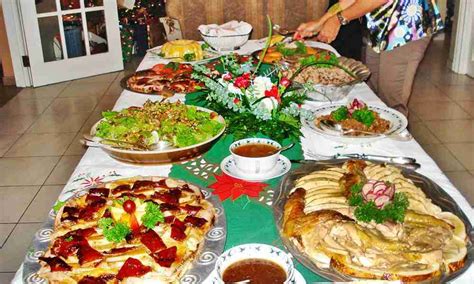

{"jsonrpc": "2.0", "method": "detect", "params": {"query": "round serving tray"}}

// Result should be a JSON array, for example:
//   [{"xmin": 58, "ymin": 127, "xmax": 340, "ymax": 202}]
[
  {"xmin": 90, "ymin": 106, "xmax": 226, "ymax": 165},
  {"xmin": 120, "ymin": 70, "xmax": 188, "ymax": 97},
  {"xmin": 22, "ymin": 176, "xmax": 227, "ymax": 284},
  {"xmin": 273, "ymin": 159, "xmax": 473, "ymax": 282}
]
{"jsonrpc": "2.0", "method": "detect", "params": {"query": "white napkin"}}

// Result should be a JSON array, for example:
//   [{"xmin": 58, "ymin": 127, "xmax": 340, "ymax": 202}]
[{"xmin": 198, "ymin": 20, "xmax": 252, "ymax": 36}]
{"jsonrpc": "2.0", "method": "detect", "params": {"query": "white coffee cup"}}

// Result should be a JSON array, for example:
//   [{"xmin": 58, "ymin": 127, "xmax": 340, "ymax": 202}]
[
  {"xmin": 213, "ymin": 243, "xmax": 295, "ymax": 284},
  {"xmin": 230, "ymin": 138, "xmax": 281, "ymax": 174}
]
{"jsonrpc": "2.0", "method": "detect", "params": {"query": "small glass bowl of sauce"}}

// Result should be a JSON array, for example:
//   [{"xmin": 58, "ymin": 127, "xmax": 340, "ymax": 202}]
[{"xmin": 214, "ymin": 243, "xmax": 295, "ymax": 284}]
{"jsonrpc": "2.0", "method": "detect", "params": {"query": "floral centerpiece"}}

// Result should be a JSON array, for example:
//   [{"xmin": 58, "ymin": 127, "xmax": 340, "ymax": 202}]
[{"xmin": 189, "ymin": 53, "xmax": 311, "ymax": 143}]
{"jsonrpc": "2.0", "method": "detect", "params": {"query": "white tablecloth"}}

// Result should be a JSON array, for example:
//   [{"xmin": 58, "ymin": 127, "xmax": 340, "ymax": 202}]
[{"xmin": 13, "ymin": 40, "xmax": 474, "ymax": 283}]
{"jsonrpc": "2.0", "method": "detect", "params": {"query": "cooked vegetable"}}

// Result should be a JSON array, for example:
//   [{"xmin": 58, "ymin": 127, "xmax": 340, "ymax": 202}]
[{"xmin": 95, "ymin": 101, "xmax": 224, "ymax": 149}]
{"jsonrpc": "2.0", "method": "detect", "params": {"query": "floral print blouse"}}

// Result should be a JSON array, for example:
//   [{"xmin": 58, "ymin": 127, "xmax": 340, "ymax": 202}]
[{"xmin": 366, "ymin": 0, "xmax": 444, "ymax": 52}]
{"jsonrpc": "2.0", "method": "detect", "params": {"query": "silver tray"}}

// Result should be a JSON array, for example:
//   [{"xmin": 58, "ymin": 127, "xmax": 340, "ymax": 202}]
[
  {"xmin": 22, "ymin": 176, "xmax": 227, "ymax": 284},
  {"xmin": 273, "ymin": 159, "xmax": 474, "ymax": 282}
]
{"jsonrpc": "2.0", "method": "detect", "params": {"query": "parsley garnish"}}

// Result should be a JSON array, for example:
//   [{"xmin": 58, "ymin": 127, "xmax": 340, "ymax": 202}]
[
  {"xmin": 201, "ymin": 42, "xmax": 210, "ymax": 50},
  {"xmin": 64, "ymin": 236, "xmax": 73, "ymax": 242},
  {"xmin": 98, "ymin": 218, "xmax": 130, "ymax": 243},
  {"xmin": 165, "ymin": 62, "xmax": 180, "ymax": 71},
  {"xmin": 348, "ymin": 183, "xmax": 409, "ymax": 224},
  {"xmin": 332, "ymin": 106, "xmax": 349, "ymax": 121},
  {"xmin": 141, "ymin": 202, "xmax": 164, "ymax": 229},
  {"xmin": 52, "ymin": 200, "xmax": 66, "ymax": 213},
  {"xmin": 352, "ymin": 108, "xmax": 375, "ymax": 127},
  {"xmin": 183, "ymin": 53, "xmax": 196, "ymax": 61}
]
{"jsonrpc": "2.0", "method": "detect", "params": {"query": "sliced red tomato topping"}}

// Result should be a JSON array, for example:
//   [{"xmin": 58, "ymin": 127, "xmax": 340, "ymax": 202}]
[
  {"xmin": 159, "ymin": 203, "xmax": 179, "ymax": 212},
  {"xmin": 140, "ymin": 229, "xmax": 166, "ymax": 253},
  {"xmin": 116, "ymin": 257, "xmax": 152, "ymax": 280},
  {"xmin": 184, "ymin": 216, "xmax": 207, "ymax": 228},
  {"xmin": 181, "ymin": 204, "xmax": 202, "ymax": 214},
  {"xmin": 151, "ymin": 246, "xmax": 177, "ymax": 267},
  {"xmin": 164, "ymin": 216, "xmax": 175, "ymax": 224},
  {"xmin": 76, "ymin": 242, "xmax": 103, "ymax": 265},
  {"xmin": 132, "ymin": 180, "xmax": 157, "ymax": 191},
  {"xmin": 152, "ymin": 189, "xmax": 181, "ymax": 205},
  {"xmin": 112, "ymin": 184, "xmax": 131, "ymax": 194},
  {"xmin": 39, "ymin": 256, "xmax": 72, "ymax": 272},
  {"xmin": 170, "ymin": 219, "xmax": 186, "ymax": 241}
]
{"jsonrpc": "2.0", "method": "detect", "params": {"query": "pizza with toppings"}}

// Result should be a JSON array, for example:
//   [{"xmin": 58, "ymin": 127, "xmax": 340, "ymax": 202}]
[
  {"xmin": 125, "ymin": 63, "xmax": 203, "ymax": 95},
  {"xmin": 37, "ymin": 177, "xmax": 216, "ymax": 283}
]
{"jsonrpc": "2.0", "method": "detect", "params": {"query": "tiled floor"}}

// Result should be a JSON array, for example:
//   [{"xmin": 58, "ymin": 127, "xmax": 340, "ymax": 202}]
[{"xmin": 0, "ymin": 37, "xmax": 473, "ymax": 281}]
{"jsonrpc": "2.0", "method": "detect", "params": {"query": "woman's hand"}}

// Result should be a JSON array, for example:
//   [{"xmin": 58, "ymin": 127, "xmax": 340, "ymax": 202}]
[
  {"xmin": 294, "ymin": 20, "xmax": 322, "ymax": 40},
  {"xmin": 316, "ymin": 16, "xmax": 341, "ymax": 43}
]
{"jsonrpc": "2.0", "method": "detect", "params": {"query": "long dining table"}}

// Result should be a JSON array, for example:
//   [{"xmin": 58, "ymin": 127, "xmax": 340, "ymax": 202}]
[{"xmin": 13, "ymin": 40, "xmax": 474, "ymax": 283}]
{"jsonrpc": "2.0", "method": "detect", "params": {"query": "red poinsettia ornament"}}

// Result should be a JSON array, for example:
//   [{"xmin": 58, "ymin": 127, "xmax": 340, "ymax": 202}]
[{"xmin": 209, "ymin": 173, "xmax": 268, "ymax": 201}]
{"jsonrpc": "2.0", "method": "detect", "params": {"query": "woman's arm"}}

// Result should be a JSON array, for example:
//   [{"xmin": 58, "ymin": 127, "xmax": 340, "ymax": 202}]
[
  {"xmin": 339, "ymin": 0, "xmax": 389, "ymax": 21},
  {"xmin": 294, "ymin": 0, "xmax": 356, "ymax": 39},
  {"xmin": 295, "ymin": 0, "xmax": 389, "ymax": 42}
]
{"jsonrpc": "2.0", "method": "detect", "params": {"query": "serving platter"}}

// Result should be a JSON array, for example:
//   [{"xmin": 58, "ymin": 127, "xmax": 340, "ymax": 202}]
[
  {"xmin": 89, "ymin": 106, "xmax": 226, "ymax": 164},
  {"xmin": 120, "ymin": 68, "xmax": 202, "ymax": 97},
  {"xmin": 148, "ymin": 46, "xmax": 221, "ymax": 65},
  {"xmin": 22, "ymin": 176, "xmax": 227, "ymax": 284},
  {"xmin": 272, "ymin": 159, "xmax": 474, "ymax": 282},
  {"xmin": 302, "ymin": 104, "xmax": 407, "ymax": 144}
]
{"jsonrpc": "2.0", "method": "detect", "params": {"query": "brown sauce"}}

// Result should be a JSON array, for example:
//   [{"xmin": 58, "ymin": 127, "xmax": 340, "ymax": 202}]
[
  {"xmin": 222, "ymin": 258, "xmax": 287, "ymax": 284},
  {"xmin": 233, "ymin": 143, "xmax": 279, "ymax": 158}
]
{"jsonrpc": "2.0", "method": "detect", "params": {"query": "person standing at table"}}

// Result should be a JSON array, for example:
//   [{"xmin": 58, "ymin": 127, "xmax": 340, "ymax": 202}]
[
  {"xmin": 295, "ymin": 0, "xmax": 444, "ymax": 116},
  {"xmin": 327, "ymin": 0, "xmax": 363, "ymax": 60}
]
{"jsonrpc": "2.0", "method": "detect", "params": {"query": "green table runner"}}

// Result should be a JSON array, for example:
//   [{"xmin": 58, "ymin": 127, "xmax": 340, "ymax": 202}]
[{"xmin": 169, "ymin": 134, "xmax": 327, "ymax": 282}]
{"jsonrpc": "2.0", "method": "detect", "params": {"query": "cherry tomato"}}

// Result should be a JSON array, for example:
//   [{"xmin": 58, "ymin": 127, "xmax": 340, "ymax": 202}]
[{"xmin": 123, "ymin": 200, "xmax": 136, "ymax": 214}]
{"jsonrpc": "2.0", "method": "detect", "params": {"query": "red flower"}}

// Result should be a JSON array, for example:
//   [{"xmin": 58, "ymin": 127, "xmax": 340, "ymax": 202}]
[
  {"xmin": 280, "ymin": 77, "xmax": 291, "ymax": 88},
  {"xmin": 264, "ymin": 85, "xmax": 281, "ymax": 103},
  {"xmin": 233, "ymin": 73, "xmax": 251, "ymax": 89},
  {"xmin": 233, "ymin": 98, "xmax": 240, "ymax": 104},
  {"xmin": 222, "ymin": 73, "xmax": 232, "ymax": 81},
  {"xmin": 209, "ymin": 173, "xmax": 268, "ymax": 201}
]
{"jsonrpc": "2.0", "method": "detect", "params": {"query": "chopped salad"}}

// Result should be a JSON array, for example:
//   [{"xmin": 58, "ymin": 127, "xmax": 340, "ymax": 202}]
[{"xmin": 95, "ymin": 101, "xmax": 224, "ymax": 149}]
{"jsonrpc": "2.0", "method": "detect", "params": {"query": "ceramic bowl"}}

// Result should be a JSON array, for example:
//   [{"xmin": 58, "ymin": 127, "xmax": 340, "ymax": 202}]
[
  {"xmin": 200, "ymin": 32, "xmax": 251, "ymax": 51},
  {"xmin": 230, "ymin": 138, "xmax": 281, "ymax": 174},
  {"xmin": 214, "ymin": 243, "xmax": 295, "ymax": 284}
]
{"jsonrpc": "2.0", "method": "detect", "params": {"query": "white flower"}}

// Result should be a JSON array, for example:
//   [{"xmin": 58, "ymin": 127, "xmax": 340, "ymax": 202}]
[
  {"xmin": 258, "ymin": 97, "xmax": 278, "ymax": 112},
  {"xmin": 251, "ymin": 76, "xmax": 273, "ymax": 98}
]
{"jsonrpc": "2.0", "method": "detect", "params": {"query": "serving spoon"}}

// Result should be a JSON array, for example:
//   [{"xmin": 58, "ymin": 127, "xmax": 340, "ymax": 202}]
[
  {"xmin": 319, "ymin": 119, "xmax": 413, "ymax": 141},
  {"xmin": 273, "ymin": 24, "xmax": 296, "ymax": 36}
]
